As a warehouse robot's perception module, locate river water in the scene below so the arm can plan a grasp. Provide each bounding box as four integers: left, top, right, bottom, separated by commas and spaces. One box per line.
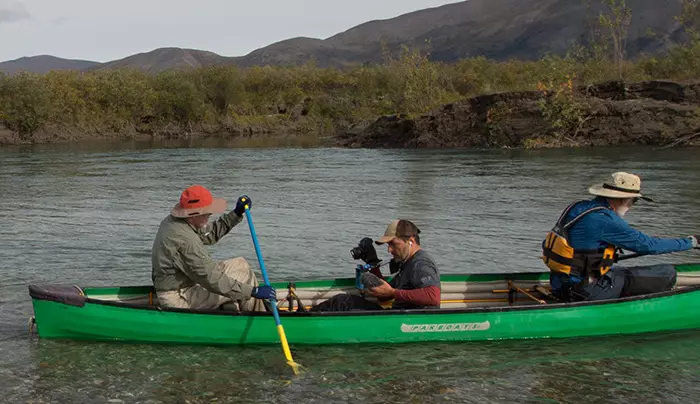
1, 142, 699, 403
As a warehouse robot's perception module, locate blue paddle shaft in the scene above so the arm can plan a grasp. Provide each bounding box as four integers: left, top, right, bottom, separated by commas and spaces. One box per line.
244, 208, 283, 326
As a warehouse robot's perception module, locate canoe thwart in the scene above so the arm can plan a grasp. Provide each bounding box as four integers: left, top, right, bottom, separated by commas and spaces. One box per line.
507, 280, 547, 305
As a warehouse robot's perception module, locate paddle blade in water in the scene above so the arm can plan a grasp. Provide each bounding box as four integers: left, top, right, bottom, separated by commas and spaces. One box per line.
276, 324, 301, 375
288, 360, 301, 376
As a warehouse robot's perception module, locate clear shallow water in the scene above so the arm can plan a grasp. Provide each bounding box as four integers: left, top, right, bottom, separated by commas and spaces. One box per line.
1, 143, 699, 403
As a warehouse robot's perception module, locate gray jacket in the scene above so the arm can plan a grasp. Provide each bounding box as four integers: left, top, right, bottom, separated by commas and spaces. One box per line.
151, 211, 253, 300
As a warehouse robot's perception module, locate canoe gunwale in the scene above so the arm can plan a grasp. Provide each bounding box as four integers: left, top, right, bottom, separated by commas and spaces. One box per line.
29, 282, 700, 318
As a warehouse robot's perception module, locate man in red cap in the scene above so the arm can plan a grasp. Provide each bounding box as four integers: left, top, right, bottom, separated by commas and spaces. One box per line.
151, 185, 276, 311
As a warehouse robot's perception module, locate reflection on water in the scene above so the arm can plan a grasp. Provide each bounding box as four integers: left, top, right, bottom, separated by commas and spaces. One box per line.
1, 143, 699, 403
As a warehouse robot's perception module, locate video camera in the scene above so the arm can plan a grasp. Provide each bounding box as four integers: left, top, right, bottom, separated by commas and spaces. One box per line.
350, 237, 402, 273
350, 237, 403, 291
350, 237, 382, 291
350, 237, 381, 267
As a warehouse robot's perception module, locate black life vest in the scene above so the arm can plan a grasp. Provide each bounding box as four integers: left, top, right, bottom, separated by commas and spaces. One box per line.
542, 202, 617, 279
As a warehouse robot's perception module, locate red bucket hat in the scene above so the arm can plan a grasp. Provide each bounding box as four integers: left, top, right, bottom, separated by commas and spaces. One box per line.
171, 185, 227, 218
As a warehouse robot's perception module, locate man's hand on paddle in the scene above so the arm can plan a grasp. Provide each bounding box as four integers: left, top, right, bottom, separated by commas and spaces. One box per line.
234, 195, 252, 216
367, 279, 396, 299
251, 285, 276, 300
691, 235, 699, 249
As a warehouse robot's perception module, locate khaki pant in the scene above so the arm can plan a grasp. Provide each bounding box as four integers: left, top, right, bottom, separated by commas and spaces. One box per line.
158, 257, 266, 312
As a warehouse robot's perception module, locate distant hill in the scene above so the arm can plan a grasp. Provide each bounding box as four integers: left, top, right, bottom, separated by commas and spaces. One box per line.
0, 0, 691, 74
90, 47, 228, 74
235, 0, 687, 67
231, 37, 326, 67
0, 55, 100, 74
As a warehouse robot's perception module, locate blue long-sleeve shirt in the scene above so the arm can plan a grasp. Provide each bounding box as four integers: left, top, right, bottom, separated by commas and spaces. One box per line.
564, 197, 693, 254
549, 197, 692, 292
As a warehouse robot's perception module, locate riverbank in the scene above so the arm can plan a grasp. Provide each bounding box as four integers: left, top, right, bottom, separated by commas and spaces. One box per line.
337, 80, 700, 148
4, 44, 700, 148
3, 79, 700, 149
0, 114, 333, 147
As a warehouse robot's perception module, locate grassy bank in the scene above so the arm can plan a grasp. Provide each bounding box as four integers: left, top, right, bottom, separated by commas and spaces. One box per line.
2, 42, 700, 146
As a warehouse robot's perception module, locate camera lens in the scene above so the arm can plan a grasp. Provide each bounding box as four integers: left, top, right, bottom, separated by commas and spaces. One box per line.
350, 246, 364, 260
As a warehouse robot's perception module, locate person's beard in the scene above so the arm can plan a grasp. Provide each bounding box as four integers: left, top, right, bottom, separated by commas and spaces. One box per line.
393, 243, 411, 263
616, 205, 630, 218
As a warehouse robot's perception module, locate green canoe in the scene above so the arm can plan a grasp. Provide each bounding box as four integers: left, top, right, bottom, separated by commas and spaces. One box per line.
28, 263, 700, 345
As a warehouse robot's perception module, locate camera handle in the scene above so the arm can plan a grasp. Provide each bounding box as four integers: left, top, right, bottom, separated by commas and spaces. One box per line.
355, 263, 374, 290
354, 261, 390, 291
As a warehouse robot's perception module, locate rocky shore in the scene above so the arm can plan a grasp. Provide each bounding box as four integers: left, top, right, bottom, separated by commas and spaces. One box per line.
335, 80, 700, 149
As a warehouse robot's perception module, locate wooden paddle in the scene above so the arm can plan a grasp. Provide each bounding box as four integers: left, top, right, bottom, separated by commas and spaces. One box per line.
241, 199, 301, 376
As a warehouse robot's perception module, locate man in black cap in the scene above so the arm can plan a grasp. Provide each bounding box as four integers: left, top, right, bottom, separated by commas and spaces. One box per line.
311, 219, 441, 311
366, 219, 441, 309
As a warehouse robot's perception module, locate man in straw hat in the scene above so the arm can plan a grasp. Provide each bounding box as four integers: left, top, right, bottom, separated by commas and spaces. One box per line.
151, 185, 275, 311
311, 219, 441, 311
542, 172, 698, 302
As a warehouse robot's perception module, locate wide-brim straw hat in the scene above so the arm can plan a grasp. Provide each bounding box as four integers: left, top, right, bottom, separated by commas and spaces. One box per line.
171, 185, 227, 218
588, 172, 653, 201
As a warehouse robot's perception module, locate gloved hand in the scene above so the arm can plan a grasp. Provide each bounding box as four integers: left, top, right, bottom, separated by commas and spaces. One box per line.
691, 235, 699, 249
251, 285, 276, 300
234, 195, 252, 216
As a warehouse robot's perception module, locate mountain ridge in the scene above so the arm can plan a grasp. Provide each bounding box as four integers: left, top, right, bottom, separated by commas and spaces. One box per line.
0, 0, 690, 74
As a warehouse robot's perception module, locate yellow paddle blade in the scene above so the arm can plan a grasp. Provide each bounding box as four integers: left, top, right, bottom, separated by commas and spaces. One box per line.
287, 360, 301, 376
276, 325, 301, 376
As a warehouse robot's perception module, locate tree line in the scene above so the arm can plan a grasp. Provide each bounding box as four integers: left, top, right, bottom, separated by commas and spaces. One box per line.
1, 0, 699, 141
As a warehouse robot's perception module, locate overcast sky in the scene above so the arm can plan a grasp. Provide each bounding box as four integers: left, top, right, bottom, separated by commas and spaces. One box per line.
0, 0, 461, 62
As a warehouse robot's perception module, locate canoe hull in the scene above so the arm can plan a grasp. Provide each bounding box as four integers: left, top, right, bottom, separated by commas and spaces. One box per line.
30, 266, 700, 345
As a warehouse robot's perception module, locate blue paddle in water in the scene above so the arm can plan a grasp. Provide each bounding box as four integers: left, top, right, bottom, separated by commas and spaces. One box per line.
241, 198, 300, 375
